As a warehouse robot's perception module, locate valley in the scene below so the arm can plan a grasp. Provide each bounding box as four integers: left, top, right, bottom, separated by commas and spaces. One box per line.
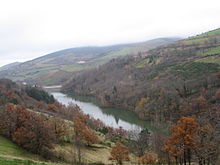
1, 1, 220, 164
62, 28, 220, 122
0, 28, 219, 165
51, 91, 153, 130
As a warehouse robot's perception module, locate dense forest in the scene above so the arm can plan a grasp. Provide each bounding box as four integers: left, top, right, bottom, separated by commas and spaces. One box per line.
62, 29, 220, 122
62, 29, 220, 164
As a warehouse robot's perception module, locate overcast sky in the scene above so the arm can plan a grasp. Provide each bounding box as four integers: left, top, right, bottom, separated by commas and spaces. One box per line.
0, 0, 220, 66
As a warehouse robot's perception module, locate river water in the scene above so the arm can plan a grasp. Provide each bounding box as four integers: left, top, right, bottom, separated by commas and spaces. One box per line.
50, 92, 153, 131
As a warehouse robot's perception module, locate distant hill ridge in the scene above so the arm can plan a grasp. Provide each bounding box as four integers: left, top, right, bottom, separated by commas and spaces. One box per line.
0, 37, 180, 85
0, 62, 21, 71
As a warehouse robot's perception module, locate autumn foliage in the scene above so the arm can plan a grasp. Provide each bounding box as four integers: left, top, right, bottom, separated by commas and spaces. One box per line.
163, 116, 219, 165
0, 104, 56, 158
109, 141, 130, 165
138, 152, 158, 165
73, 113, 99, 146
164, 117, 199, 164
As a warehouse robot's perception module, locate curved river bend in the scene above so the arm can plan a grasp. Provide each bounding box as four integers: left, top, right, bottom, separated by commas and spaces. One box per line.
51, 92, 153, 131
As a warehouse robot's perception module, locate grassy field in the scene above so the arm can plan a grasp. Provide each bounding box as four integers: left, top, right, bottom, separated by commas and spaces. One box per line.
0, 136, 40, 160
198, 28, 220, 37
0, 158, 58, 165
182, 37, 207, 45
0, 136, 60, 165
202, 46, 220, 55
182, 28, 220, 45
195, 56, 220, 65
0, 135, 137, 165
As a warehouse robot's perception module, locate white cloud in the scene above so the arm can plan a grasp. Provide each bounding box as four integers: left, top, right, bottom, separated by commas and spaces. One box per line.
0, 0, 220, 66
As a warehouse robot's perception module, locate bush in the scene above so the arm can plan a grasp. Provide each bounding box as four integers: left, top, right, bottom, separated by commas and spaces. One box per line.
25, 86, 55, 104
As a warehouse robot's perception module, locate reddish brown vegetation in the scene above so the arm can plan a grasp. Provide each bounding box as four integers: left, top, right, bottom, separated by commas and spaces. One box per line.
109, 141, 130, 165
0, 104, 56, 158
164, 116, 220, 165
164, 117, 199, 164
138, 152, 158, 165
73, 113, 99, 146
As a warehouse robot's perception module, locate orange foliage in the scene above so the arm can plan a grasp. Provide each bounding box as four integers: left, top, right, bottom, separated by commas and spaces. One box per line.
12, 127, 35, 149
138, 152, 158, 165
1, 103, 55, 157
73, 113, 99, 146
163, 117, 199, 159
48, 103, 58, 112
109, 141, 130, 165
215, 89, 220, 100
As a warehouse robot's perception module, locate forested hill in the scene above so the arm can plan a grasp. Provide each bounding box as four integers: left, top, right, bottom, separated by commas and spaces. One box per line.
0, 79, 109, 164
0, 79, 55, 107
0, 38, 179, 85
62, 28, 220, 121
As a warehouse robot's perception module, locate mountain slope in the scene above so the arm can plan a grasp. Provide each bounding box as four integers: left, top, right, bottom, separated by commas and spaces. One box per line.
0, 38, 180, 85
0, 79, 110, 164
0, 136, 52, 165
0, 62, 22, 71
62, 28, 220, 121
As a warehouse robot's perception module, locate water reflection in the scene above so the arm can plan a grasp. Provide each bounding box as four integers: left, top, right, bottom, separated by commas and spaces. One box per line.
51, 92, 153, 131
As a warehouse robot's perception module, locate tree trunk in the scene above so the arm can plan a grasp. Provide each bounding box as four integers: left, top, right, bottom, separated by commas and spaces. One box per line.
187, 149, 191, 165
184, 150, 187, 165
78, 147, 81, 164
175, 156, 178, 165
167, 153, 171, 165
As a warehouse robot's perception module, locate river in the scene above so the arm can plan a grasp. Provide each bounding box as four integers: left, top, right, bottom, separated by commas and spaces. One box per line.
50, 91, 153, 131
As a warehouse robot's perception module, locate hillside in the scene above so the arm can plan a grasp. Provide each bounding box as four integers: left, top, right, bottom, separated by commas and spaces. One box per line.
0, 62, 22, 71
62, 28, 220, 121
0, 136, 59, 165
0, 79, 136, 164
0, 38, 179, 85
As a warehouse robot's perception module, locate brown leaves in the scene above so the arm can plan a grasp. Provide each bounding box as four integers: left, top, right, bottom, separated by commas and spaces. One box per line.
51, 117, 68, 143
12, 127, 35, 149
215, 89, 220, 100
1, 103, 56, 157
163, 116, 219, 164
73, 113, 99, 146
164, 117, 199, 158
138, 152, 158, 165
109, 141, 130, 165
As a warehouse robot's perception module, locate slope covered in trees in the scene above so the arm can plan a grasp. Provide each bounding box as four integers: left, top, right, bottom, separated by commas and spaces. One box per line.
62, 28, 220, 122
0, 79, 55, 107
0, 38, 179, 85
0, 79, 141, 164
0, 79, 104, 163
62, 29, 220, 164
0, 70, 219, 164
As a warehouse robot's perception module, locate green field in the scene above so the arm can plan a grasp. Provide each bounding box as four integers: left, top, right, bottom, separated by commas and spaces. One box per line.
0, 136, 58, 165
198, 28, 220, 37
0, 158, 57, 165
203, 46, 220, 55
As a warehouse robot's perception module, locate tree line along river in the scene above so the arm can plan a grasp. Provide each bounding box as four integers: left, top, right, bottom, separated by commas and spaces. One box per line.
49, 91, 154, 131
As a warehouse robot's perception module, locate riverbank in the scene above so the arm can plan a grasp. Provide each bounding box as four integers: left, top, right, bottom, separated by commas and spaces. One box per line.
51, 92, 153, 131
